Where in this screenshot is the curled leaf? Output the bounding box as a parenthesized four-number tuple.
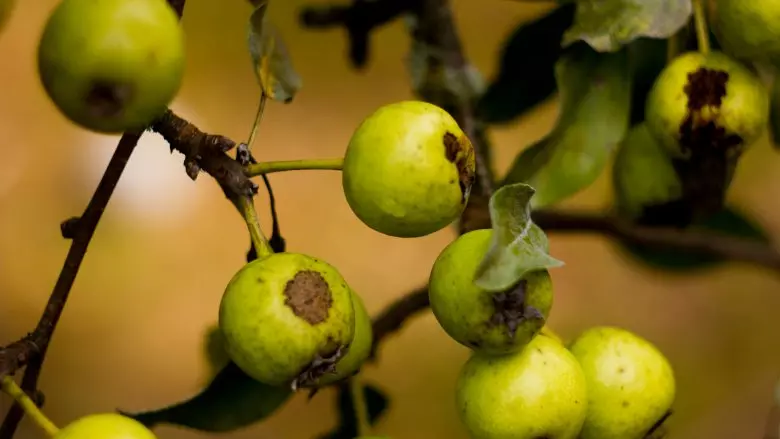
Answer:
(562, 0, 692, 52)
(474, 183, 564, 292)
(122, 362, 292, 433)
(248, 1, 302, 102)
(502, 44, 632, 209)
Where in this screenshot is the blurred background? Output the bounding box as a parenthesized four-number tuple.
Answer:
(2, 1, 780, 438)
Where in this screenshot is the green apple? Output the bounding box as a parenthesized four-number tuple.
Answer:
(456, 333, 588, 439)
(342, 100, 476, 238)
(219, 253, 356, 389)
(310, 289, 373, 387)
(612, 123, 683, 221)
(429, 229, 553, 355)
(713, 0, 780, 67)
(55, 413, 156, 439)
(37, 0, 185, 133)
(568, 326, 676, 439)
(644, 51, 768, 160)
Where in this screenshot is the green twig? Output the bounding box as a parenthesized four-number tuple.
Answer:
(245, 158, 344, 177)
(1, 377, 58, 437)
(246, 93, 268, 153)
(349, 376, 371, 437)
(692, 0, 710, 55)
(236, 196, 274, 260)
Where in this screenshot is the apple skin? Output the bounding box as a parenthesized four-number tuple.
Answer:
(219, 253, 356, 388)
(342, 100, 476, 238)
(568, 326, 676, 439)
(37, 0, 185, 133)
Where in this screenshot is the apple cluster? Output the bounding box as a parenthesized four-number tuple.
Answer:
(427, 229, 677, 439)
(616, 0, 776, 224)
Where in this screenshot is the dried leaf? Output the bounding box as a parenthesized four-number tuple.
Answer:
(248, 2, 302, 102)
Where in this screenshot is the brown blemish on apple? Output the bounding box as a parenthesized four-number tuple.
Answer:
(443, 131, 476, 204)
(284, 270, 333, 325)
(85, 80, 134, 119)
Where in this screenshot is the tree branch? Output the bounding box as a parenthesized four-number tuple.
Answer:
(532, 210, 780, 270)
(369, 210, 780, 358)
(0, 3, 187, 437)
(0, 131, 144, 438)
(149, 110, 257, 198)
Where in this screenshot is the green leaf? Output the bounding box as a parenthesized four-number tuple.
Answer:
(502, 44, 632, 208)
(122, 362, 292, 433)
(621, 207, 770, 271)
(318, 382, 390, 439)
(562, 0, 692, 52)
(248, 1, 302, 102)
(477, 4, 576, 124)
(474, 183, 564, 291)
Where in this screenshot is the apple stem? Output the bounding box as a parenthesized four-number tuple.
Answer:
(244, 158, 344, 178)
(236, 196, 274, 260)
(666, 29, 681, 62)
(349, 376, 371, 437)
(246, 92, 268, 154)
(1, 376, 59, 437)
(692, 0, 710, 55)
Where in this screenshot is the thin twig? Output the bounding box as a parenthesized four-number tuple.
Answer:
(532, 210, 780, 270)
(0, 3, 188, 437)
(0, 131, 143, 438)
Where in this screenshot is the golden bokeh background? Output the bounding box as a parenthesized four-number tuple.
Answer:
(2, 1, 780, 438)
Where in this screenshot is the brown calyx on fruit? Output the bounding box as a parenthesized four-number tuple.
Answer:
(85, 80, 134, 118)
(443, 131, 476, 204)
(290, 344, 349, 390)
(284, 270, 333, 325)
(488, 279, 544, 339)
(684, 68, 728, 112)
(670, 67, 743, 225)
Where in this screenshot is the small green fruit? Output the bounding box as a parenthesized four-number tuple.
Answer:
(342, 100, 476, 238)
(644, 51, 769, 160)
(713, 0, 780, 67)
(311, 289, 373, 387)
(219, 253, 356, 388)
(568, 326, 676, 439)
(429, 229, 553, 355)
(37, 0, 185, 133)
(456, 333, 588, 439)
(55, 413, 156, 439)
(612, 123, 683, 222)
